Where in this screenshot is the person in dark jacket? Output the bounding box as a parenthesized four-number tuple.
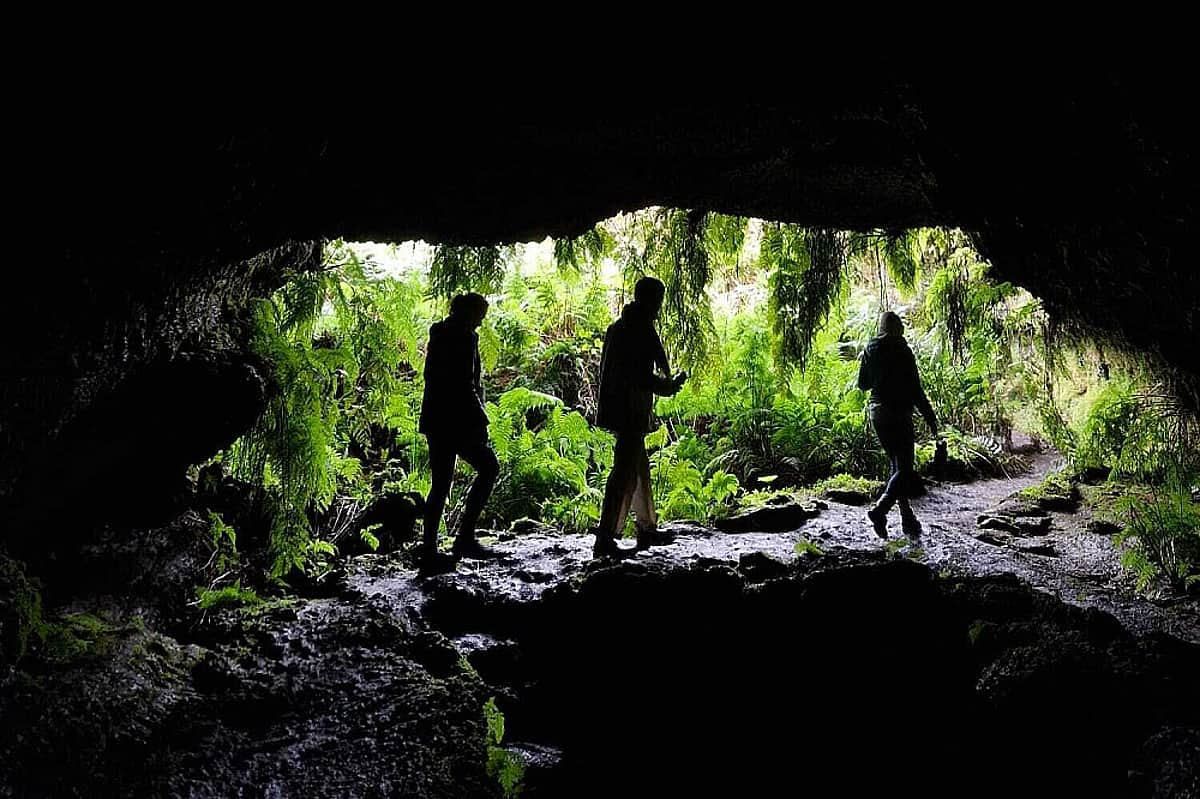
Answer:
(419, 292, 500, 571)
(594, 277, 687, 557)
(857, 311, 939, 542)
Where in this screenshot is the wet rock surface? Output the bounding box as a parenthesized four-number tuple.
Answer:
(1131, 726, 1200, 799)
(333, 450, 1198, 795)
(822, 487, 874, 505)
(714, 498, 823, 533)
(0, 580, 500, 797)
(371, 546, 1198, 797)
(3, 452, 1199, 796)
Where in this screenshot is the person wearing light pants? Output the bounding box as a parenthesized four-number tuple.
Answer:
(594, 277, 686, 557)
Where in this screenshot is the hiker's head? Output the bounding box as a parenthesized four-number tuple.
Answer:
(450, 292, 489, 328)
(633, 276, 666, 318)
(878, 311, 904, 337)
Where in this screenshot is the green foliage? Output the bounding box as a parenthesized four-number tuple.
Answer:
(430, 244, 508, 299)
(794, 537, 824, 556)
(196, 583, 263, 610)
(811, 473, 883, 498)
(484, 388, 610, 532)
(13, 587, 43, 661)
(763, 224, 848, 372)
(1036, 398, 1077, 460)
(1073, 380, 1200, 483)
(630, 208, 718, 371)
(213, 214, 1193, 579)
(882, 230, 920, 293)
(554, 225, 613, 272)
(1018, 470, 1076, 505)
(2, 555, 44, 662)
(38, 612, 117, 665)
(735, 488, 800, 509)
(359, 523, 382, 552)
(2, 559, 125, 666)
(207, 511, 239, 573)
(1074, 379, 1140, 473)
(1115, 487, 1200, 594)
(223, 244, 433, 577)
(703, 212, 749, 271)
(228, 297, 343, 577)
(484, 697, 525, 797)
(917, 425, 1020, 479)
(658, 302, 881, 490)
(650, 433, 740, 522)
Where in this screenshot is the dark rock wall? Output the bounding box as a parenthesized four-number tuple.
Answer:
(2, 241, 318, 554)
(4, 60, 1196, 549)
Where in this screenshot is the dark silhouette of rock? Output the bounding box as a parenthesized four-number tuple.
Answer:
(737, 551, 790, 582)
(715, 501, 821, 533)
(1088, 519, 1123, 536)
(990, 497, 1050, 518)
(977, 514, 1053, 536)
(351, 491, 424, 553)
(824, 488, 873, 506)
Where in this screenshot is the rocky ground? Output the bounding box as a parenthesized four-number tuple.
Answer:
(2, 452, 1198, 797)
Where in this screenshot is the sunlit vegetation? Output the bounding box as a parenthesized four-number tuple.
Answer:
(199, 210, 1199, 596)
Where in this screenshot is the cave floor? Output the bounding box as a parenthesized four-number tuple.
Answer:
(350, 447, 1200, 645)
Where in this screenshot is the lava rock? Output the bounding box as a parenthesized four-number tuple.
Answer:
(977, 515, 1022, 535)
(1011, 539, 1059, 558)
(510, 518, 558, 536)
(824, 488, 872, 506)
(715, 501, 821, 533)
(351, 491, 423, 553)
(738, 551, 790, 582)
(977, 514, 1052, 537)
(988, 497, 1049, 518)
(1076, 466, 1113, 485)
(1130, 725, 1200, 799)
(975, 531, 1012, 547)
(1087, 519, 1123, 536)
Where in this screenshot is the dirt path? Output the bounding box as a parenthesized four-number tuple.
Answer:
(901, 450, 1200, 642)
(349, 448, 1200, 643)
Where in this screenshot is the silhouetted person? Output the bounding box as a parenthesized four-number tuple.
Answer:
(419, 292, 500, 572)
(594, 277, 686, 557)
(857, 311, 938, 542)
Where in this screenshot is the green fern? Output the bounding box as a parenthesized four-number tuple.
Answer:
(1115, 487, 1200, 594)
(763, 224, 848, 372)
(429, 244, 508, 299)
(484, 697, 525, 797)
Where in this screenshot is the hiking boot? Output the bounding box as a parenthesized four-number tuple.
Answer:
(451, 537, 503, 560)
(867, 506, 889, 540)
(592, 535, 635, 559)
(636, 526, 675, 550)
(901, 514, 923, 543)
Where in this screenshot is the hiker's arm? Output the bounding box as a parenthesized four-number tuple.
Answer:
(857, 349, 875, 391)
(912, 355, 938, 433)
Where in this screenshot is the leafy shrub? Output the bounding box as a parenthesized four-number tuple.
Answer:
(484, 388, 610, 530)
(1115, 488, 1200, 594)
(811, 473, 883, 498)
(650, 437, 740, 522)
